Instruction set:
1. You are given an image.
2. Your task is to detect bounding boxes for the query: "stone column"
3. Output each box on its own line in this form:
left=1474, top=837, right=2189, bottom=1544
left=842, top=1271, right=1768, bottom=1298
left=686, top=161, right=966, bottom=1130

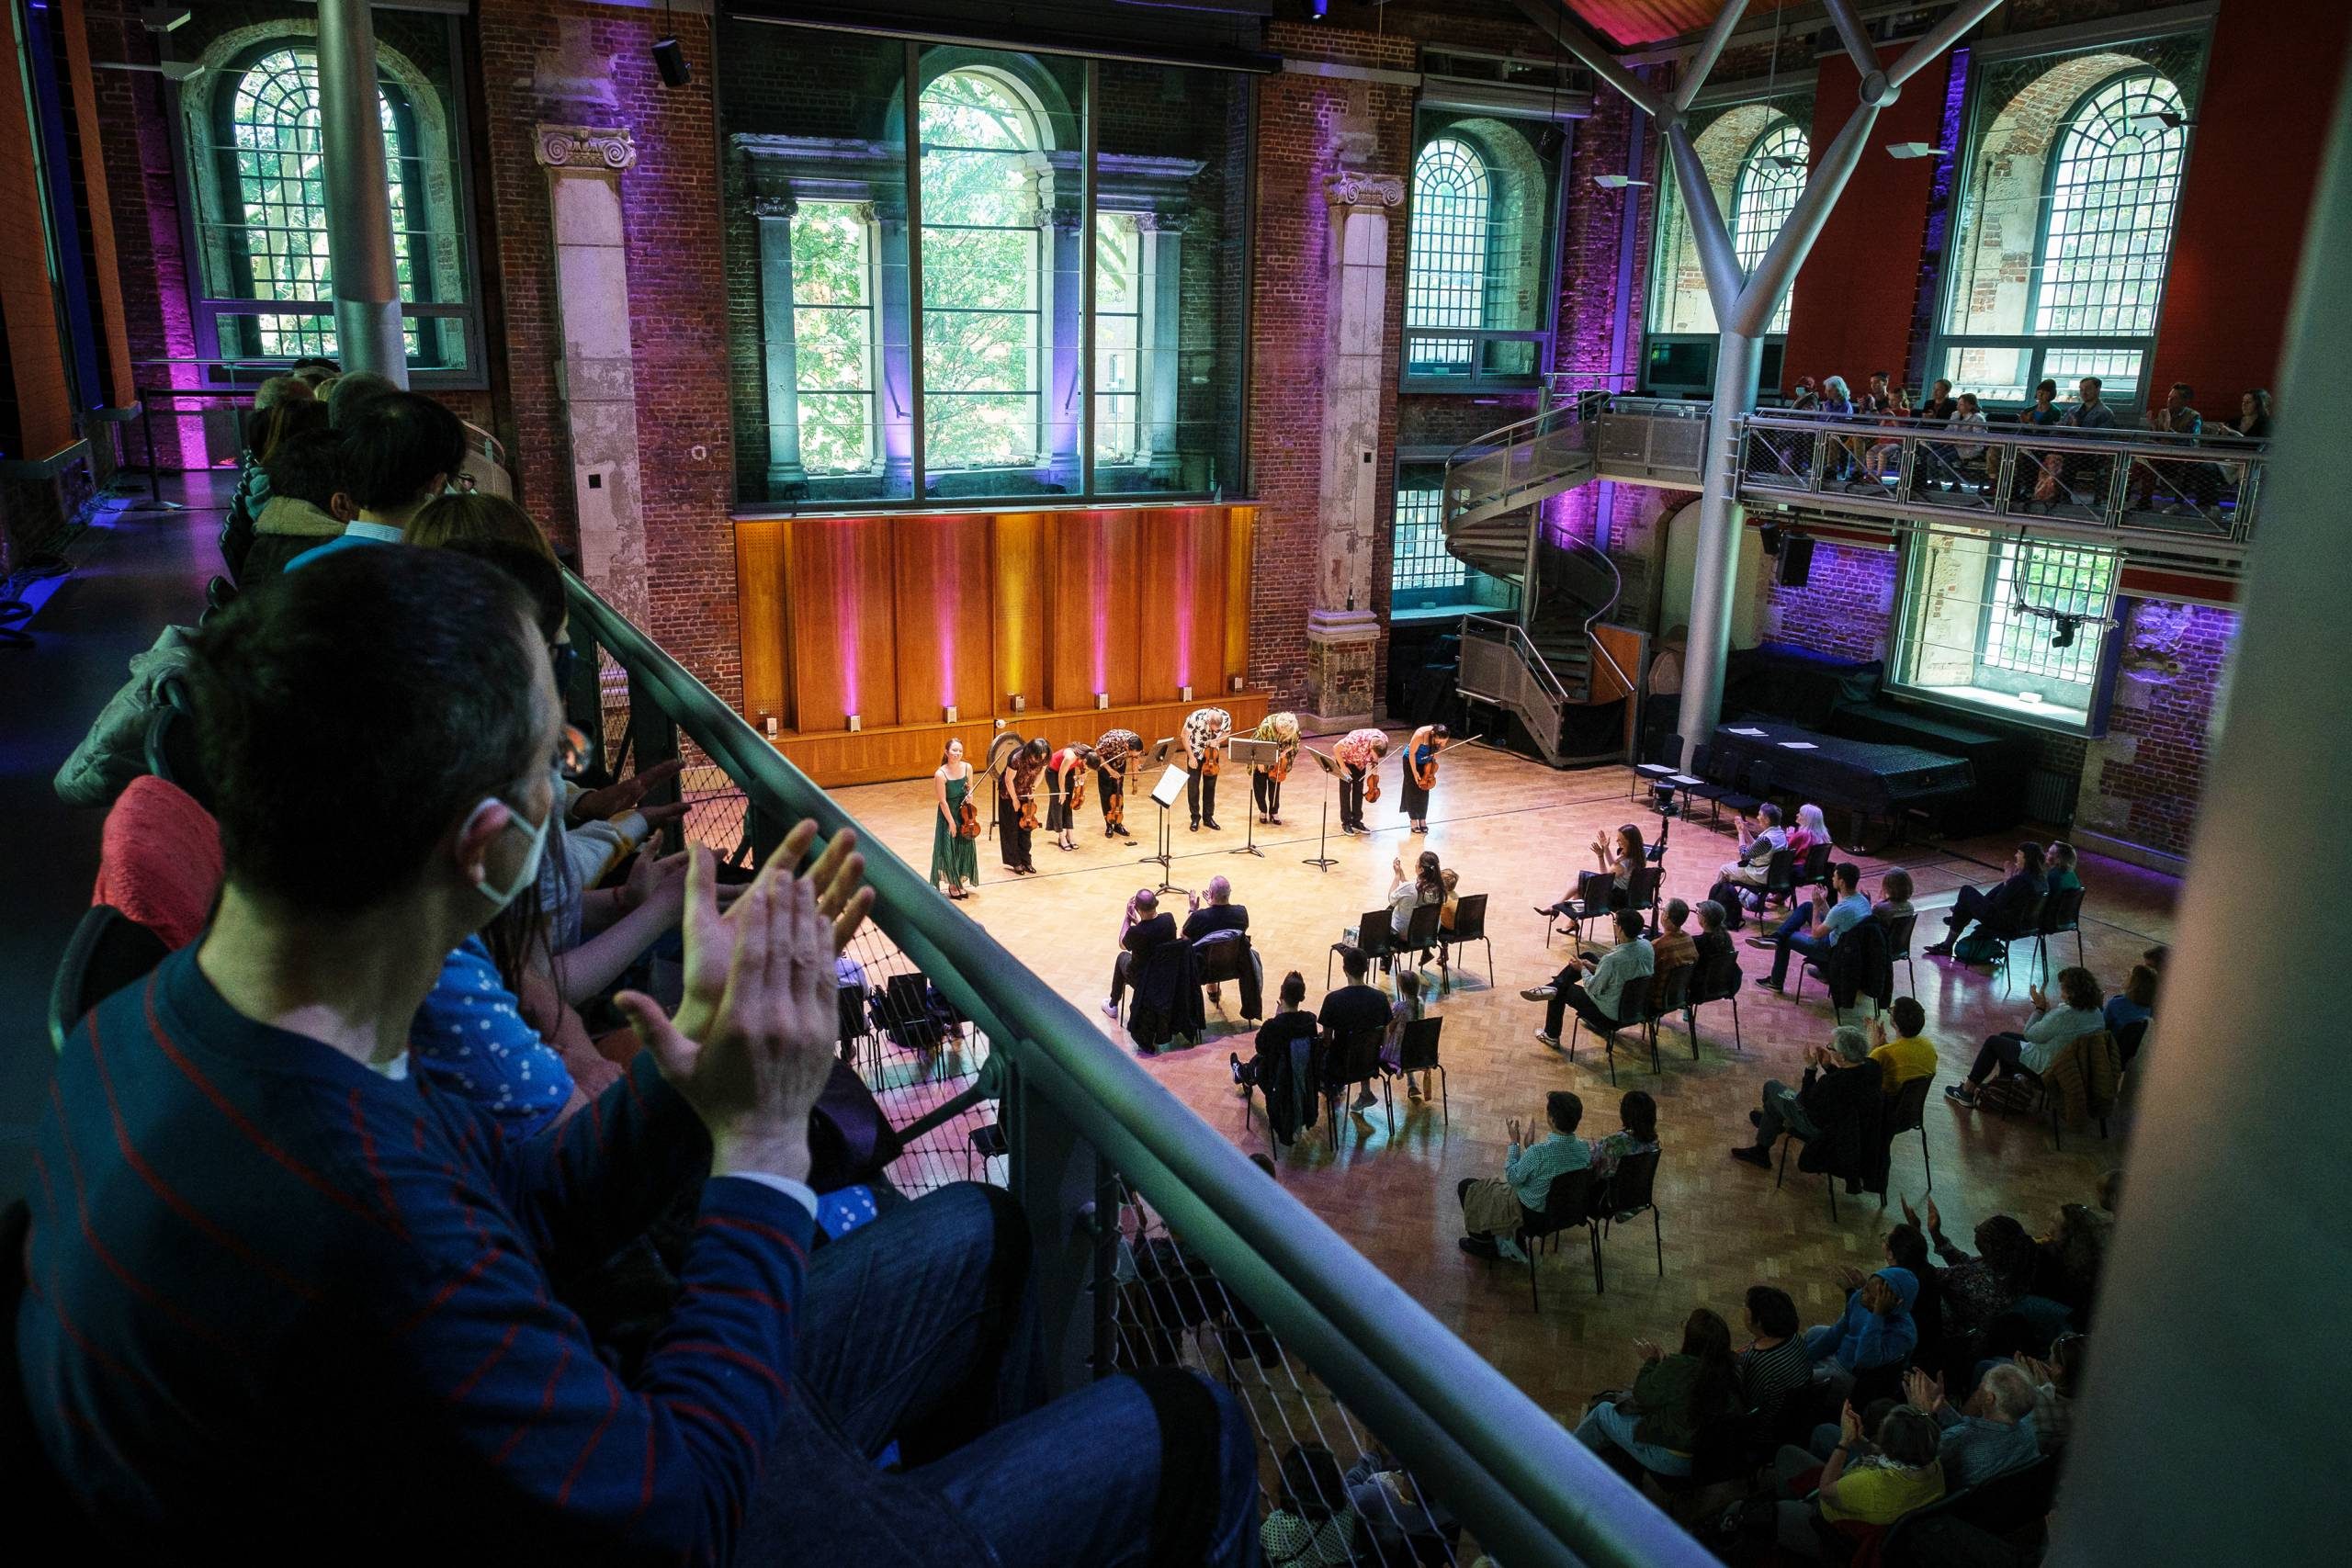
left=751, top=182, right=806, bottom=491
left=874, top=197, right=916, bottom=492
left=1302, top=169, right=1403, bottom=729
left=1045, top=188, right=1084, bottom=491
left=1141, top=213, right=1183, bottom=486
left=536, top=124, right=650, bottom=626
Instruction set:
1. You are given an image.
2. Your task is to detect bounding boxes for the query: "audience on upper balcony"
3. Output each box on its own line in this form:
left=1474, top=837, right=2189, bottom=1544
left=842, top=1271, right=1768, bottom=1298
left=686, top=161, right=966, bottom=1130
left=2061, top=376, right=2117, bottom=433
left=1261, top=1444, right=1359, bottom=1567
left=287, top=390, right=470, bottom=571
left=28, top=545, right=1261, bottom=1562
left=2216, top=387, right=2273, bottom=442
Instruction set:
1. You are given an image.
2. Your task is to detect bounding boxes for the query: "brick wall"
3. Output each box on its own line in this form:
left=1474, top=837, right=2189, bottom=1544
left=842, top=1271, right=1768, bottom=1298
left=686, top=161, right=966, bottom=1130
left=1758, top=539, right=1896, bottom=663
left=2077, top=601, right=2233, bottom=862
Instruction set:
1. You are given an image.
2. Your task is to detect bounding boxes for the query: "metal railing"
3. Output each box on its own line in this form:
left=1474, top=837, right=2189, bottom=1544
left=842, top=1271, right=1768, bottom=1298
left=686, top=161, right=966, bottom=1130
left=1549, top=535, right=1634, bottom=698
left=1459, top=614, right=1574, bottom=767
left=561, top=575, right=1713, bottom=1568
left=1442, top=390, right=1605, bottom=530
left=1733, top=410, right=2268, bottom=553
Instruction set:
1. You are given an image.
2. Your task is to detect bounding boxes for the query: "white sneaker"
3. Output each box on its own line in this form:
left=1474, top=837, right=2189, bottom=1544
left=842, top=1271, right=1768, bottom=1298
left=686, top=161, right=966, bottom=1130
left=1100, top=998, right=1119, bottom=1019
left=1534, top=1030, right=1561, bottom=1048
left=1495, top=1236, right=1531, bottom=1264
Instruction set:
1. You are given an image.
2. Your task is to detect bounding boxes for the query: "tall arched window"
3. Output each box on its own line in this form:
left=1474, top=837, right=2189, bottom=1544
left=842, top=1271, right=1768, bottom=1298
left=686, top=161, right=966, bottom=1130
left=1405, top=137, right=1492, bottom=374
left=920, top=68, right=1047, bottom=468
left=2033, top=72, right=2188, bottom=338
left=1731, top=120, right=1808, bottom=335
left=221, top=47, right=418, bottom=359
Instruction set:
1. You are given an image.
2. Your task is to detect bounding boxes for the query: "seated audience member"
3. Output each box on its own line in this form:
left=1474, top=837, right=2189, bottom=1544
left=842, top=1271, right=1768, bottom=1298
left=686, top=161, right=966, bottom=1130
left=1574, top=1309, right=1742, bottom=1478
left=1344, top=1450, right=1455, bottom=1565
left=1843, top=1224, right=1945, bottom=1367
left=1103, top=887, right=1176, bottom=1016
left=1786, top=803, right=1829, bottom=863
left=324, top=368, right=398, bottom=427
left=238, top=423, right=347, bottom=581
left=1925, top=841, right=2047, bottom=958
left=1522, top=908, right=1654, bottom=1050
left=287, top=389, right=469, bottom=570
left=2106, top=961, right=2157, bottom=1044
left=1589, top=1089, right=1661, bottom=1185
left=23, top=546, right=1256, bottom=1561
left=1903, top=1197, right=2041, bottom=1352
left=1874, top=867, right=1915, bottom=925
left=1183, top=874, right=1250, bottom=1006
left=1458, top=1091, right=1590, bottom=1261
left=1650, top=898, right=1698, bottom=990
left=1738, top=1286, right=1814, bottom=1423
left=409, top=491, right=560, bottom=563
left=1376, top=972, right=1427, bottom=1104
left=1241, top=972, right=1320, bottom=1142
left=1945, top=965, right=2106, bottom=1108
left=1438, top=866, right=1462, bottom=931
left=1903, top=1364, right=2041, bottom=1490
left=1770, top=1403, right=1945, bottom=1559
left=1731, top=1024, right=1882, bottom=1169
left=2044, top=840, right=2082, bottom=897
left=1803, top=1269, right=1920, bottom=1390
left=2019, top=1332, right=2086, bottom=1453
left=1717, top=802, right=1789, bottom=890
left=1591, top=822, right=1646, bottom=900
left=1755, top=860, right=1871, bottom=993
left=1318, top=946, right=1394, bottom=1059
left=1261, top=1444, right=1359, bottom=1567
left=1693, top=898, right=1736, bottom=973
left=1870, top=998, right=1939, bottom=1095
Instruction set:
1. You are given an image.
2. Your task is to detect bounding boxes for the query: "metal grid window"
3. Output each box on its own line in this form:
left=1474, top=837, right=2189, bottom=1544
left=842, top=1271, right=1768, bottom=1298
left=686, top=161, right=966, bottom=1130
left=1731, top=120, right=1807, bottom=335
left=1984, top=537, right=2116, bottom=686
left=1392, top=486, right=1465, bottom=593
left=1094, top=211, right=1145, bottom=465
left=218, top=48, right=421, bottom=360
left=1405, top=137, right=1491, bottom=371
left=2034, top=73, right=2188, bottom=338
left=920, top=69, right=1045, bottom=469
left=793, top=201, right=878, bottom=475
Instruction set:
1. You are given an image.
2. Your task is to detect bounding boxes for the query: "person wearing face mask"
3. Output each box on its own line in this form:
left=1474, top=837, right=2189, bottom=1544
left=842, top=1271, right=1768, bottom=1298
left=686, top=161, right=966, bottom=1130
left=22, top=546, right=1263, bottom=1564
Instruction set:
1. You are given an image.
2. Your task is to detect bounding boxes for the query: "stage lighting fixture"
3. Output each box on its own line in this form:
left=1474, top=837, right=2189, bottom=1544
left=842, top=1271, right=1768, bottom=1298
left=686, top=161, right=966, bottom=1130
left=1885, top=142, right=1951, bottom=160
left=2052, top=616, right=2078, bottom=649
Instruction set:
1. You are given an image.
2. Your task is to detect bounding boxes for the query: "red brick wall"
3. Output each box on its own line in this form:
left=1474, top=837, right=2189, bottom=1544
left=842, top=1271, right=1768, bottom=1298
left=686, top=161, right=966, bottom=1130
left=2079, top=601, right=2234, bottom=861
left=1758, top=538, right=1897, bottom=664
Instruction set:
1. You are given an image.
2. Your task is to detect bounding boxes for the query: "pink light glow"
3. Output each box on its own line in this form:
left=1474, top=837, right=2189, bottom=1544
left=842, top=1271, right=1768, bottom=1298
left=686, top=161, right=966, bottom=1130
left=1090, top=521, right=1111, bottom=694
left=833, top=524, right=859, bottom=719
left=1174, top=521, right=1194, bottom=687
left=937, top=547, right=956, bottom=709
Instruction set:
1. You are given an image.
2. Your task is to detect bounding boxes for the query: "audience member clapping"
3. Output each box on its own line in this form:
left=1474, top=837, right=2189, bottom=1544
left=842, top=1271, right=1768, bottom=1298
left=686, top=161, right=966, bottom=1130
left=1944, top=965, right=2105, bottom=1109
left=1764, top=1402, right=1945, bottom=1558
left=1730, top=1024, right=1881, bottom=1169
left=1900, top=1362, right=2040, bottom=1490
left=1457, top=1090, right=1590, bottom=1262
left=1802, top=1268, right=1919, bottom=1394
left=1572, top=1309, right=1743, bottom=1478
left=1523, top=908, right=1653, bottom=1051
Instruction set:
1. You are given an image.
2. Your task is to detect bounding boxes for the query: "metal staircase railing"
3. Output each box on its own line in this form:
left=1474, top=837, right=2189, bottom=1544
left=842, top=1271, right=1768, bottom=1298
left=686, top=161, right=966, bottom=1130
left=560, top=573, right=1716, bottom=1568
left=1440, top=389, right=1607, bottom=534
left=1459, top=614, right=1572, bottom=766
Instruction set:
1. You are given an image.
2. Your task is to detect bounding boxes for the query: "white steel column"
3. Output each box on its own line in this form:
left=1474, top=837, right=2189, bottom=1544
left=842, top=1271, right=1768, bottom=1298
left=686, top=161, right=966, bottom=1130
left=315, top=0, right=407, bottom=383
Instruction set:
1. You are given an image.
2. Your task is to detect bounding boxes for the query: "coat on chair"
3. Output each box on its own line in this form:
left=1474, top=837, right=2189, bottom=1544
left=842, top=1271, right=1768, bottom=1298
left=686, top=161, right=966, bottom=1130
left=1823, top=919, right=1892, bottom=1014
left=1796, top=1059, right=1889, bottom=1195
left=1193, top=931, right=1263, bottom=1022
left=1127, top=940, right=1205, bottom=1051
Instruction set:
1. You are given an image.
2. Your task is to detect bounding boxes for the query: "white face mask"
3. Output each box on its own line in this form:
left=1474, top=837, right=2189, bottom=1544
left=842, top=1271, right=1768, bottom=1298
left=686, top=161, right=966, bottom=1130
left=468, top=767, right=558, bottom=909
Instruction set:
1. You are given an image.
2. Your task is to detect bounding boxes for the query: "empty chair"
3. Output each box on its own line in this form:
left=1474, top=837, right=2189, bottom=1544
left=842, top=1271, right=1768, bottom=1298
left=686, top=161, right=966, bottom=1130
left=1441, top=892, right=1494, bottom=987
left=2034, top=885, right=2087, bottom=978
left=836, top=981, right=872, bottom=1073
left=1331, top=908, right=1402, bottom=987
left=1882, top=1074, right=1935, bottom=1197
left=1673, top=743, right=1727, bottom=821
left=1633, top=731, right=1685, bottom=802
left=1568, top=972, right=1653, bottom=1087
left=1383, top=1015, right=1447, bottom=1127
left=1882, top=909, right=1920, bottom=994
left=48, top=905, right=171, bottom=1055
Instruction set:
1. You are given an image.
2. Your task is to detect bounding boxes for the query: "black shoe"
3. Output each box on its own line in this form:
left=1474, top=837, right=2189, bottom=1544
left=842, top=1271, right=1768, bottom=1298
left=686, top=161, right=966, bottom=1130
left=1748, top=1110, right=1762, bottom=1127
left=1204, top=818, right=1220, bottom=831
left=1923, top=942, right=1955, bottom=958
left=1730, top=1146, right=1771, bottom=1168
left=1458, top=1235, right=1500, bottom=1259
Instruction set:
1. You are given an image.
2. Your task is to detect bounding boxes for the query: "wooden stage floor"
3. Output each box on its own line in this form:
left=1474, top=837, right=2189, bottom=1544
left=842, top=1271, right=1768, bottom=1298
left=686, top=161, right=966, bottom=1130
left=828, top=736, right=2170, bottom=1427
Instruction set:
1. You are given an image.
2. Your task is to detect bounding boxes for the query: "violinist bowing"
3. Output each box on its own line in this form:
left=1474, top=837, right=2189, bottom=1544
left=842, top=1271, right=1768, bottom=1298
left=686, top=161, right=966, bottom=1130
left=1000, top=737, right=1048, bottom=876
left=1399, top=723, right=1451, bottom=835
left=1182, top=706, right=1234, bottom=832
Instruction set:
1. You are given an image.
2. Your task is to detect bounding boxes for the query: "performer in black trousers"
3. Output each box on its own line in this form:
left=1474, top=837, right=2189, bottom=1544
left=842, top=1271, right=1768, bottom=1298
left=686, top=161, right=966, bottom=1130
left=1182, top=706, right=1233, bottom=831
left=1092, top=728, right=1140, bottom=840
left=1333, top=728, right=1388, bottom=836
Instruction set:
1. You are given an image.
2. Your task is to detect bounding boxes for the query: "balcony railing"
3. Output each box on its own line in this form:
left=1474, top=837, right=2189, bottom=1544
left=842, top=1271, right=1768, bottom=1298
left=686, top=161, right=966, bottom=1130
left=1734, top=410, right=2267, bottom=555
left=560, top=575, right=1715, bottom=1568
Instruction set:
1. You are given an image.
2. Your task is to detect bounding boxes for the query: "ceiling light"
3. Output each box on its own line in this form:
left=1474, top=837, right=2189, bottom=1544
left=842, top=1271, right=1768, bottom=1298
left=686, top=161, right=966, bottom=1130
left=1766, top=154, right=1805, bottom=171
left=2129, top=110, right=2191, bottom=133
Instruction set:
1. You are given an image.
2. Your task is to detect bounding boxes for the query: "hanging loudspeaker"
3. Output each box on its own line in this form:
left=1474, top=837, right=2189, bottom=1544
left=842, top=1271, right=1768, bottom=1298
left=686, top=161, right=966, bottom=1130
left=1774, top=536, right=1815, bottom=587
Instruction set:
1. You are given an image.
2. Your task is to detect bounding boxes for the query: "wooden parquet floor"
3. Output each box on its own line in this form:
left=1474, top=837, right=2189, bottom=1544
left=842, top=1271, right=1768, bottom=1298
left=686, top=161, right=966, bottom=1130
left=830, top=737, right=2170, bottom=1427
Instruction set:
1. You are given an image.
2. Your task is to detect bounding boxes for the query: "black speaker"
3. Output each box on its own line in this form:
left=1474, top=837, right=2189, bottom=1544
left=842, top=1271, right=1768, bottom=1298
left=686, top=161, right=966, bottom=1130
left=1774, top=536, right=1815, bottom=587
left=652, top=37, right=690, bottom=88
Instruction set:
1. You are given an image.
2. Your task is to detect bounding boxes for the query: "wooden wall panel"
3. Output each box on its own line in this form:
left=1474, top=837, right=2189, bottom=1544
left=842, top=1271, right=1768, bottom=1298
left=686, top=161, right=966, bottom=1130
left=1224, top=506, right=1255, bottom=690
left=1135, top=515, right=1185, bottom=704
left=890, top=514, right=995, bottom=722
left=991, top=513, right=1050, bottom=712
left=1185, top=510, right=1228, bottom=701
left=787, top=516, right=899, bottom=730
left=735, top=520, right=791, bottom=731
left=1045, top=513, right=1142, bottom=709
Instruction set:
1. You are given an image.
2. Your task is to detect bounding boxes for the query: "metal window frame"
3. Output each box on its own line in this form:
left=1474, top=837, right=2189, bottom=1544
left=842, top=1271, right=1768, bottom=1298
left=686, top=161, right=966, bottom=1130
left=1885, top=525, right=2125, bottom=737
left=1729, top=118, right=1808, bottom=336
left=1400, top=108, right=1560, bottom=393
left=2028, top=69, right=2189, bottom=343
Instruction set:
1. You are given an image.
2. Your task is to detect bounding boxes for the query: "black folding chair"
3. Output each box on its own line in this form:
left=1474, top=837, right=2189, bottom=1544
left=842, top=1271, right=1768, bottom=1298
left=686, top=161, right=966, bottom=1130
left=1639, top=962, right=1693, bottom=1072
left=2034, top=885, right=2087, bottom=978
left=1623, top=864, right=1665, bottom=936
left=142, top=673, right=211, bottom=810
left=1567, top=973, right=1652, bottom=1087
left=48, top=906, right=172, bottom=1055
left=1321, top=1025, right=1389, bottom=1140
left=1396, top=901, right=1443, bottom=975
left=1440, top=892, right=1493, bottom=987
left=1512, top=1167, right=1600, bottom=1308
left=1330, top=908, right=1401, bottom=988
left=1543, top=870, right=1618, bottom=949
left=1882, top=909, right=1920, bottom=994
left=1882, top=1074, right=1934, bottom=1199
left=1633, top=731, right=1684, bottom=803
left=1383, top=1016, right=1446, bottom=1128
left=1593, top=1146, right=1664, bottom=1288
left=1686, top=947, right=1745, bottom=1056
left=1985, top=892, right=2048, bottom=998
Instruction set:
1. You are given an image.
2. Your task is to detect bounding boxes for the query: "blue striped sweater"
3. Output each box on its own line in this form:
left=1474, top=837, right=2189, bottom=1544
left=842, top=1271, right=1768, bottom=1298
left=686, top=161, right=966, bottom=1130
left=17, top=945, right=811, bottom=1561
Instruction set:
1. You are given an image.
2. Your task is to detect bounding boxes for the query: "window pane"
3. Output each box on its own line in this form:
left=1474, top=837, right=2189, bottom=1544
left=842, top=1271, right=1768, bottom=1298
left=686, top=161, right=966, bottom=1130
left=719, top=22, right=913, bottom=503
left=1407, top=138, right=1490, bottom=339
left=1892, top=527, right=2116, bottom=731
left=1089, top=59, right=1249, bottom=497
left=1731, top=120, right=1807, bottom=334
left=2034, top=74, right=2188, bottom=339
left=1392, top=487, right=1466, bottom=592
left=1645, top=95, right=1810, bottom=353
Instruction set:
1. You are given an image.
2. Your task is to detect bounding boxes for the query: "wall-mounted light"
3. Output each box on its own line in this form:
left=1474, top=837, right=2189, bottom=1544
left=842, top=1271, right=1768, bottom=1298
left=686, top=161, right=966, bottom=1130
left=1095, top=692, right=1110, bottom=710
left=1884, top=142, right=1951, bottom=160
left=1229, top=675, right=1244, bottom=694
left=1179, top=683, right=1193, bottom=702
left=763, top=713, right=777, bottom=739
left=944, top=705, right=958, bottom=724
left=846, top=713, right=862, bottom=733
left=1593, top=175, right=1650, bottom=190
left=1011, top=693, right=1026, bottom=713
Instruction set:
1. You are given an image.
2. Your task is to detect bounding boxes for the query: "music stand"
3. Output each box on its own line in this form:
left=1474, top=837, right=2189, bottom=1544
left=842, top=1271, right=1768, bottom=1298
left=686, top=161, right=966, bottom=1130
left=1143, top=758, right=1191, bottom=895
left=1137, top=739, right=1183, bottom=868
left=1224, top=738, right=1283, bottom=858
left=1300, top=747, right=1340, bottom=871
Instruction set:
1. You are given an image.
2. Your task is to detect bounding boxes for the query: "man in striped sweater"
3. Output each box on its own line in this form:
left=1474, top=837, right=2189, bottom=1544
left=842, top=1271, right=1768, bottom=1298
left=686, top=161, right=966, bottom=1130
left=17, top=548, right=1255, bottom=1563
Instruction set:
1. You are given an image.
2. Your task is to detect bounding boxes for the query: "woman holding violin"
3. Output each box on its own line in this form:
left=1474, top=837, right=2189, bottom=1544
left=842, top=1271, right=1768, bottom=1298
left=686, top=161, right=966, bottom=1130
left=1247, top=711, right=1302, bottom=826
left=931, top=737, right=980, bottom=900
left=1045, top=739, right=1094, bottom=852
left=1000, top=737, right=1048, bottom=875
left=1092, top=728, right=1141, bottom=840
left=1399, top=723, right=1451, bottom=835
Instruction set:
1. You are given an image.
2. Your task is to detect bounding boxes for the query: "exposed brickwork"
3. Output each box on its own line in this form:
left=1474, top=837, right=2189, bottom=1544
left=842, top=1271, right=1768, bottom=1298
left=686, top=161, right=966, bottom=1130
left=1759, top=539, right=1896, bottom=664
left=2077, top=601, right=2233, bottom=860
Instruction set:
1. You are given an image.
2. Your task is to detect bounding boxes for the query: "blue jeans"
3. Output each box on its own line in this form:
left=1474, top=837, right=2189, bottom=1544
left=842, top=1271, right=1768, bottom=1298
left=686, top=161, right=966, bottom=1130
left=741, top=1182, right=1259, bottom=1568
left=1574, top=1398, right=1692, bottom=1476
left=1768, top=924, right=1830, bottom=987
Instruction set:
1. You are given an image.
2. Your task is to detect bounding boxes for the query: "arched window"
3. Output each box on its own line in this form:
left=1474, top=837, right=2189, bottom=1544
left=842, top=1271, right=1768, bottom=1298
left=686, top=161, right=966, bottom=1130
left=920, top=68, right=1047, bottom=468
left=1731, top=119, right=1808, bottom=335
left=2033, top=72, right=2188, bottom=337
left=220, top=46, right=420, bottom=360
left=1406, top=137, right=1492, bottom=373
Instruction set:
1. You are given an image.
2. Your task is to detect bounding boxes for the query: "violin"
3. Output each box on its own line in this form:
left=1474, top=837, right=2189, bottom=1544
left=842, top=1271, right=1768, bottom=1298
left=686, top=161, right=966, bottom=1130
left=1069, top=770, right=1087, bottom=815
left=1105, top=781, right=1126, bottom=829
left=1201, top=741, right=1223, bottom=778
left=1269, top=750, right=1293, bottom=784
left=957, top=793, right=981, bottom=840
left=1364, top=765, right=1383, bottom=805
left=1018, top=794, right=1040, bottom=831
left=1415, top=751, right=1439, bottom=791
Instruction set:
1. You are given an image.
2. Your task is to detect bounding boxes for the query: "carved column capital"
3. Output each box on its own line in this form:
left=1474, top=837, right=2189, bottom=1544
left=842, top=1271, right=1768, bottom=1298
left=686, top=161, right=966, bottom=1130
left=752, top=191, right=799, bottom=220
left=536, top=124, right=638, bottom=172
left=1323, top=170, right=1404, bottom=213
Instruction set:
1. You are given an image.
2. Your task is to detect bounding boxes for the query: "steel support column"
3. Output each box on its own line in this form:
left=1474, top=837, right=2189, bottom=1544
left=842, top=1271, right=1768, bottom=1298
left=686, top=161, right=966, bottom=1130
left=315, top=0, right=407, bottom=384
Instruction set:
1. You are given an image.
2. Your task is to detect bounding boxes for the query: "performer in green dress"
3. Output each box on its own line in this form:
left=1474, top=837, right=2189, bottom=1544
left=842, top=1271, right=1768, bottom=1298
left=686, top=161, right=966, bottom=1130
left=931, top=737, right=979, bottom=899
